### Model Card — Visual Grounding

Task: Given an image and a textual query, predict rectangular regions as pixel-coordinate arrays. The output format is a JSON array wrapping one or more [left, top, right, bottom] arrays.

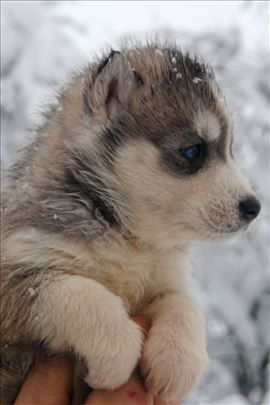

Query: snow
[[186, 393, 251, 405], [211, 394, 250, 405], [193, 77, 202, 83], [2, 2, 269, 404], [28, 287, 36, 297], [155, 49, 163, 56]]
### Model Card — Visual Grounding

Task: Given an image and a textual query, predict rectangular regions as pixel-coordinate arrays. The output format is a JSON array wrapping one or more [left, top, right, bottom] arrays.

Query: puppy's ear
[[84, 50, 137, 122]]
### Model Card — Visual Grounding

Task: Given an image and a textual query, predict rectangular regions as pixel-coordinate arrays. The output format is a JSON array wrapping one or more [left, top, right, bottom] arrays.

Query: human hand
[[14, 316, 180, 405]]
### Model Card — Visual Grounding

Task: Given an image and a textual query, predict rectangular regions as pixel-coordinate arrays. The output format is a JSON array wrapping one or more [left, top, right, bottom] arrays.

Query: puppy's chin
[[195, 223, 248, 243]]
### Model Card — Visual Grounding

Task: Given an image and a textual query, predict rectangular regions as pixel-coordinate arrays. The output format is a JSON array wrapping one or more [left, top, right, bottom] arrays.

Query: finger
[[131, 315, 152, 374], [132, 315, 152, 337], [14, 356, 73, 405], [84, 370, 153, 405]]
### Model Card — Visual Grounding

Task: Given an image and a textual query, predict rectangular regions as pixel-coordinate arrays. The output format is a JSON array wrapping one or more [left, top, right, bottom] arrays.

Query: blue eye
[[181, 144, 202, 159]]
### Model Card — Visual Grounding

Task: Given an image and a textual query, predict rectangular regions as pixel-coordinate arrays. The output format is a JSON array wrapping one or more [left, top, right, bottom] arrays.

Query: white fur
[[195, 110, 221, 142], [142, 294, 208, 400], [32, 275, 143, 389]]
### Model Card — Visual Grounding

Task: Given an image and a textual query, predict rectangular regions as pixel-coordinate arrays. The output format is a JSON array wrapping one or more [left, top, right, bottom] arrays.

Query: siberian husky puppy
[[1, 42, 260, 404]]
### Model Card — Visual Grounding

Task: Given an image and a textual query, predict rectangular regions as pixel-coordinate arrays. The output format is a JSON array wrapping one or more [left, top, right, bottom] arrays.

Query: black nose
[[238, 196, 261, 222]]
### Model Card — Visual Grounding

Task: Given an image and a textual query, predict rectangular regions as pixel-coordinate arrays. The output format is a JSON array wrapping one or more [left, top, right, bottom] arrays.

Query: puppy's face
[[81, 46, 260, 248]]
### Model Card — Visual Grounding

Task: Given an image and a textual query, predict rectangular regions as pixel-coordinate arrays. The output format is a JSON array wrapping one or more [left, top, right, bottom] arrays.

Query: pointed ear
[[84, 50, 138, 122]]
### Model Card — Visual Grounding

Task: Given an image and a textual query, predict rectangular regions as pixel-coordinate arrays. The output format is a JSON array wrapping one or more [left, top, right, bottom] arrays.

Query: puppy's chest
[[75, 246, 160, 313], [57, 237, 188, 313], [6, 229, 169, 313]]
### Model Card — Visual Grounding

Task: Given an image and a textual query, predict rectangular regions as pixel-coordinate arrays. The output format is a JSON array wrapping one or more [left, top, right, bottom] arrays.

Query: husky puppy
[[1, 42, 261, 404]]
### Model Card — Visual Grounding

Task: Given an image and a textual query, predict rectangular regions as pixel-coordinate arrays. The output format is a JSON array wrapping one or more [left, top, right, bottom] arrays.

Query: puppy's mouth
[[202, 221, 249, 238]]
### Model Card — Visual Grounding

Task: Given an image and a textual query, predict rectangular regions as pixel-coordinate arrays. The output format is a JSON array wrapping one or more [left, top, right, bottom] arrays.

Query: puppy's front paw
[[84, 317, 143, 390], [142, 324, 208, 401]]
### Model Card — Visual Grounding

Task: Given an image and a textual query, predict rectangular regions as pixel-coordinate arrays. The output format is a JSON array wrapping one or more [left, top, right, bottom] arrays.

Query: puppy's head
[[71, 44, 260, 248]]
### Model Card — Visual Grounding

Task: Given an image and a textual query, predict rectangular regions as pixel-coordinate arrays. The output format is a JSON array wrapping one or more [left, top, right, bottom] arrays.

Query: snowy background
[[1, 1, 269, 404]]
